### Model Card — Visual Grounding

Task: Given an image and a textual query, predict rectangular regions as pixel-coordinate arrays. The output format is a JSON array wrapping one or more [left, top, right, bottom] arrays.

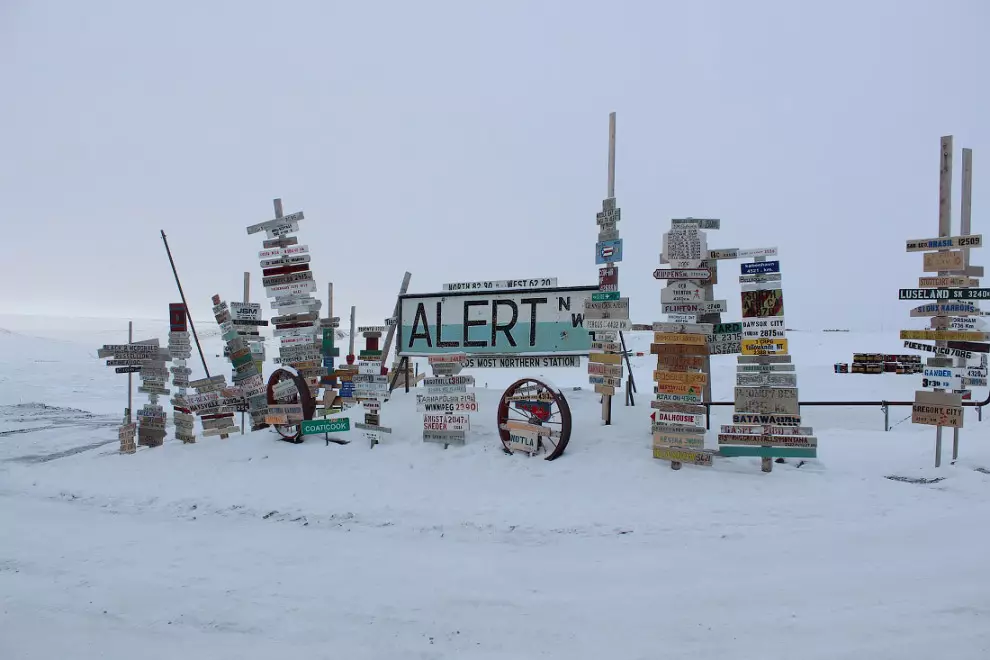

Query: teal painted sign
[[322, 329, 339, 357], [718, 445, 816, 459], [592, 291, 620, 301], [397, 286, 597, 356], [300, 418, 351, 435]]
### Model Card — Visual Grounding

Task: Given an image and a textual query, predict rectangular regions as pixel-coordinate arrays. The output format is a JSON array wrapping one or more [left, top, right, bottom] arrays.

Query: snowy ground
[[2, 314, 989, 659]]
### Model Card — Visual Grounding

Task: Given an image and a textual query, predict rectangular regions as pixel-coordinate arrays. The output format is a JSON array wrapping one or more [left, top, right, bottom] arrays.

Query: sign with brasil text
[[905, 234, 982, 251], [397, 285, 595, 356], [899, 288, 990, 300]]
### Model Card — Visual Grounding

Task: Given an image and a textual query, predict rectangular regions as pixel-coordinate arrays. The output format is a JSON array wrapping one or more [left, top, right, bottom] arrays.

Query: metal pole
[[160, 231, 210, 378], [241, 271, 249, 435], [127, 321, 133, 424]]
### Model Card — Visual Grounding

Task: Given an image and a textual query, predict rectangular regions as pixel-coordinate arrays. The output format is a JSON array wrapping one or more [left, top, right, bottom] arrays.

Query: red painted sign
[[599, 266, 618, 292], [169, 303, 187, 332]]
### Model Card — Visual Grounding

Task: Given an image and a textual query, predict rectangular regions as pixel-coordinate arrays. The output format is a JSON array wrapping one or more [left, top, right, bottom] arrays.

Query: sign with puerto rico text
[[595, 239, 623, 264], [397, 285, 595, 356]]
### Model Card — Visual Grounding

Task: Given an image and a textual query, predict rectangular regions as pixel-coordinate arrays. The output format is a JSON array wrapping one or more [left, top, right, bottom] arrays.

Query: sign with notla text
[[398, 285, 596, 356]]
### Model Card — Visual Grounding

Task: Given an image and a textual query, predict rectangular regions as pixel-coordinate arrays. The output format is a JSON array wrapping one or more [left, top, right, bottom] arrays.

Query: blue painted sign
[[595, 239, 623, 265], [741, 260, 780, 275], [340, 382, 355, 398]]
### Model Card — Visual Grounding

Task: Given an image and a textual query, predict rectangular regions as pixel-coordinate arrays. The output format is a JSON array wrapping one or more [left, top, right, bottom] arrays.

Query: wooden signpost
[[718, 254, 816, 471], [248, 198, 328, 437], [355, 324, 391, 446], [420, 353, 475, 448], [97, 325, 170, 453], [584, 112, 638, 425], [168, 303, 196, 443], [210, 294, 263, 435], [900, 137, 984, 466], [649, 216, 737, 469]]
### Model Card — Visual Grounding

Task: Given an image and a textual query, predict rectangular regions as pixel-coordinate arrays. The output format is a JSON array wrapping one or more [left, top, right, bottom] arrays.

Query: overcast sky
[[2, 0, 987, 331]]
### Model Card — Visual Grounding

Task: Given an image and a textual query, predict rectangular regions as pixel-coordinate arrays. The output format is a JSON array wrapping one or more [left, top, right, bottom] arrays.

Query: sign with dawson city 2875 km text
[[397, 284, 597, 356]]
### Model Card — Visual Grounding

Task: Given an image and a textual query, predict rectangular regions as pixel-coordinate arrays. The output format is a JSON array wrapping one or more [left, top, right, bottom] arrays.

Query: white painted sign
[[258, 245, 309, 259], [442, 278, 558, 292], [737, 247, 778, 259], [423, 414, 471, 432], [662, 300, 727, 315], [741, 317, 787, 339], [246, 211, 305, 235]]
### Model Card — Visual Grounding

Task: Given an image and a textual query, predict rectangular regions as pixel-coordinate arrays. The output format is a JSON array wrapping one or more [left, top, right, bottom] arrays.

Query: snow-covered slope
[[2, 315, 989, 659]]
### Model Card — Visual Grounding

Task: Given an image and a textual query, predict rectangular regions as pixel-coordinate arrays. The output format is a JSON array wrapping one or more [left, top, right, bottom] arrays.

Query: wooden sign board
[[919, 276, 979, 287], [652, 432, 704, 449], [734, 386, 799, 415], [733, 413, 801, 426], [899, 288, 990, 301], [661, 300, 727, 315], [718, 433, 817, 448], [651, 343, 709, 356], [737, 354, 792, 364], [655, 382, 705, 396], [652, 446, 713, 466], [652, 392, 703, 404], [910, 303, 980, 317], [737, 372, 797, 388], [922, 250, 966, 272], [671, 218, 720, 229], [588, 352, 622, 365], [900, 330, 990, 341], [706, 248, 739, 260], [741, 317, 785, 335], [653, 322, 713, 335], [737, 247, 778, 259], [588, 362, 624, 377], [653, 410, 705, 427], [653, 332, 708, 346], [653, 370, 708, 386], [911, 403, 964, 428], [741, 289, 784, 318], [652, 401, 707, 415], [442, 278, 559, 292], [653, 268, 710, 280], [906, 235, 982, 251], [741, 338, 789, 355], [584, 318, 632, 331], [656, 355, 705, 371]]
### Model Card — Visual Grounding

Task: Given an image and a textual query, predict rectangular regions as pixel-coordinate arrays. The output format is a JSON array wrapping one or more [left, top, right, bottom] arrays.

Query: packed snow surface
[[2, 314, 989, 659]]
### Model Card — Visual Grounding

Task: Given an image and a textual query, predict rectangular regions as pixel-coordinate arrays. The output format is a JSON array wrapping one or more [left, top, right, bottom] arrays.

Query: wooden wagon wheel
[[266, 368, 315, 443], [496, 377, 572, 460]]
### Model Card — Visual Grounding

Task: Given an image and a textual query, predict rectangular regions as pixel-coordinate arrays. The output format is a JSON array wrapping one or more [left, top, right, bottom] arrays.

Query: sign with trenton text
[[398, 285, 596, 356]]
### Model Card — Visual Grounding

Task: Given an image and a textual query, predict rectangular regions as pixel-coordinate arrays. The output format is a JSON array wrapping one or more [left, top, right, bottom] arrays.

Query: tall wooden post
[[601, 112, 617, 425], [952, 147, 973, 461], [241, 271, 250, 435], [934, 136, 953, 467], [347, 305, 356, 364], [127, 321, 133, 424]]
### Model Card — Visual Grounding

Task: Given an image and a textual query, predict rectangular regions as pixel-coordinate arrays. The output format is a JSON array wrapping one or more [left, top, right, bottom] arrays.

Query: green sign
[[592, 291, 620, 301], [718, 445, 816, 459], [359, 349, 383, 358], [300, 417, 351, 435], [322, 329, 340, 357], [231, 353, 253, 367], [713, 322, 742, 334]]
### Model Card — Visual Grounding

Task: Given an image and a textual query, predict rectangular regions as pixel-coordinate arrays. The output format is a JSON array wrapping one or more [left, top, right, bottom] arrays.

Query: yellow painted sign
[[652, 432, 704, 449], [899, 330, 990, 341], [655, 382, 704, 396], [741, 338, 788, 355], [588, 352, 623, 365], [652, 446, 713, 466], [653, 370, 708, 386], [653, 332, 708, 345]]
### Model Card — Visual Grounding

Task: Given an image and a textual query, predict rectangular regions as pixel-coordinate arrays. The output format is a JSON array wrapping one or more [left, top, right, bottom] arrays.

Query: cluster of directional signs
[[418, 353, 477, 447], [98, 338, 171, 453], [899, 232, 987, 440]]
